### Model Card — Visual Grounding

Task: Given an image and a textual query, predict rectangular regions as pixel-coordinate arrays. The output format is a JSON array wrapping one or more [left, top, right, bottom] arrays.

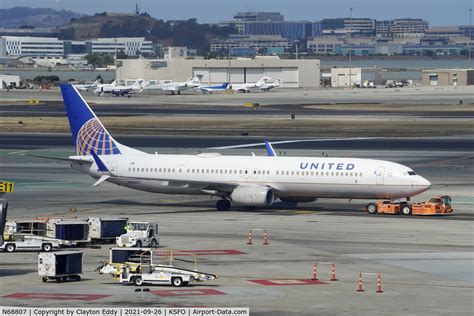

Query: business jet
[[57, 84, 431, 211], [259, 78, 281, 91], [74, 79, 101, 91], [196, 82, 229, 94], [230, 77, 271, 93], [143, 77, 201, 95], [93, 80, 143, 97]]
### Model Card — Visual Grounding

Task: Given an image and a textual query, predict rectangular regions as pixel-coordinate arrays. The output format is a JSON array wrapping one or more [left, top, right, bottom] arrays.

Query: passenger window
[[291, 171, 295, 175]]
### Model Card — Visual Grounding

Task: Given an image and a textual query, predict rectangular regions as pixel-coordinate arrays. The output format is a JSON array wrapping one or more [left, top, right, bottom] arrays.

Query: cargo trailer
[[38, 251, 83, 282]]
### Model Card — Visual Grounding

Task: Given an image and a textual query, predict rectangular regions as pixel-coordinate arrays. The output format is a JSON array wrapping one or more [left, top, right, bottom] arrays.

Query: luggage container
[[46, 219, 90, 245], [12, 220, 48, 236], [99, 247, 153, 277], [38, 251, 83, 282], [88, 217, 128, 243]]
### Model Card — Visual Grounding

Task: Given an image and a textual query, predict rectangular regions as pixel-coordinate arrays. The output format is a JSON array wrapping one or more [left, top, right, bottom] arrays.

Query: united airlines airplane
[[59, 84, 431, 211]]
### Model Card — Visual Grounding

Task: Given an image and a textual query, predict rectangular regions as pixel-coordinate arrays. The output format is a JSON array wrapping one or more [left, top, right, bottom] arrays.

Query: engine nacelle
[[230, 185, 274, 207], [280, 196, 318, 203]]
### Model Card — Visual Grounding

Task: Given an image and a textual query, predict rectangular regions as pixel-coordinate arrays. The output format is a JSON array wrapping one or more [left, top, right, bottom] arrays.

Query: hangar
[[116, 57, 320, 88]]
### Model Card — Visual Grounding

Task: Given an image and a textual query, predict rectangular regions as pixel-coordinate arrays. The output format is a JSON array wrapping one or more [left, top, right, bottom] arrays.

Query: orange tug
[[365, 195, 453, 216]]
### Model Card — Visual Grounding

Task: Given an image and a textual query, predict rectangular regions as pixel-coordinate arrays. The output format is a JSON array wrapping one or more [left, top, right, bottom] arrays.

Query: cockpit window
[[408, 171, 416, 175]]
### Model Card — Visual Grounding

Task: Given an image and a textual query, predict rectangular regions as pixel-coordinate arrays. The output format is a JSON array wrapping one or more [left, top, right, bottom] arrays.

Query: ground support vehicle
[[116, 222, 159, 248], [365, 195, 453, 216], [1, 234, 60, 252], [38, 251, 83, 283], [119, 263, 217, 287], [411, 196, 453, 215]]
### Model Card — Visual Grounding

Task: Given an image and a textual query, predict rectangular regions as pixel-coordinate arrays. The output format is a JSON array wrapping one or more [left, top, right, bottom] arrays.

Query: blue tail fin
[[60, 83, 122, 156]]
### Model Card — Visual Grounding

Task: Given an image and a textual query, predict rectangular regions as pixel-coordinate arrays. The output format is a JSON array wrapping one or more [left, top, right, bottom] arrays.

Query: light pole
[[349, 7, 353, 89], [469, 7, 472, 69], [295, 40, 299, 59]]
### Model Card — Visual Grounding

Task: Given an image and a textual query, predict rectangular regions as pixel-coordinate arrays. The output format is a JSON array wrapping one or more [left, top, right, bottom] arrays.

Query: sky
[[1, 0, 473, 25]]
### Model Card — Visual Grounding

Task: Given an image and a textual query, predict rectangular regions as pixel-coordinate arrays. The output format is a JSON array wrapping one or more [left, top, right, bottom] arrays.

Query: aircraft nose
[[419, 176, 431, 191]]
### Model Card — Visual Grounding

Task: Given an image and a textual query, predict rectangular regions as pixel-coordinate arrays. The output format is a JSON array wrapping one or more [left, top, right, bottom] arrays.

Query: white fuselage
[[73, 153, 431, 200]]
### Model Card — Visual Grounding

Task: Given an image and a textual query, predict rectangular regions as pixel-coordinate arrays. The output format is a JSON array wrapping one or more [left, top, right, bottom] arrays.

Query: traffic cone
[[356, 272, 364, 292], [246, 229, 253, 245], [263, 229, 269, 245], [330, 260, 338, 281], [376, 273, 383, 293], [311, 262, 318, 280]]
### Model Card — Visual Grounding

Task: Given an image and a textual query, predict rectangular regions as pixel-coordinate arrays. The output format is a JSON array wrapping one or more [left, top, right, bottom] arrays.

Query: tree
[[85, 53, 114, 68]]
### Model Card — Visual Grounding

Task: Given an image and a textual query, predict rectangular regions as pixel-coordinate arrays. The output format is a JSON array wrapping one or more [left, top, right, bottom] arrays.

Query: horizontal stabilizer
[[92, 175, 110, 187]]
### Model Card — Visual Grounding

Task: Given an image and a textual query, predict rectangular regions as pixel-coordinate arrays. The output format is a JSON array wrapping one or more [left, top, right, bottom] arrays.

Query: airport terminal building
[[116, 58, 320, 88]]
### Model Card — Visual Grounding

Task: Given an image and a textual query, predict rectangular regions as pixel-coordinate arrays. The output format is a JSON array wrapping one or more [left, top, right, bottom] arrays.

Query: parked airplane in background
[[230, 77, 278, 93], [196, 82, 229, 94], [143, 77, 201, 95], [259, 78, 281, 91], [57, 83, 431, 211], [74, 79, 101, 91], [93, 80, 143, 97]]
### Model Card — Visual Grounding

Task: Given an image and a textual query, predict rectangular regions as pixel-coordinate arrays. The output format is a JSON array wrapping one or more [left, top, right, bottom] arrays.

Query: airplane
[[73, 79, 101, 91], [230, 77, 272, 93], [143, 77, 201, 95], [93, 80, 143, 97], [56, 83, 431, 211], [259, 78, 281, 92], [196, 82, 229, 94]]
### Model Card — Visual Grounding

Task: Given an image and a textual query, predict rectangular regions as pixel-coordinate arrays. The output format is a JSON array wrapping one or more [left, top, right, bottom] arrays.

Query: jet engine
[[230, 185, 274, 207]]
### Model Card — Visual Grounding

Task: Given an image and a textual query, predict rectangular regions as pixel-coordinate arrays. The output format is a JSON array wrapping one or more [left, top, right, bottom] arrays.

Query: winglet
[[265, 140, 277, 157], [90, 151, 109, 172]]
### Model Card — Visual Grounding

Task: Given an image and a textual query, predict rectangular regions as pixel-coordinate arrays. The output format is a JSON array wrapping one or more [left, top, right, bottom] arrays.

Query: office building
[[1, 36, 64, 56], [391, 19, 429, 37], [211, 35, 291, 54], [86, 38, 153, 56]]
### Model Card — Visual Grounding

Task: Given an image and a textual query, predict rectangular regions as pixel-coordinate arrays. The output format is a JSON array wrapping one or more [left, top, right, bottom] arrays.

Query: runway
[[1, 101, 473, 118]]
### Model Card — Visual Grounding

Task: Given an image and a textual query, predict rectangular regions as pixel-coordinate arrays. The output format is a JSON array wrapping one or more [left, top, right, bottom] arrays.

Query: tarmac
[[0, 85, 473, 315]]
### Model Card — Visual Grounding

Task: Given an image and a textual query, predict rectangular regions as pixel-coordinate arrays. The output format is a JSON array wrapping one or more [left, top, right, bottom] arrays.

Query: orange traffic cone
[[311, 262, 318, 280], [246, 229, 253, 245], [376, 273, 383, 293], [330, 260, 338, 281], [263, 229, 269, 245], [356, 272, 364, 292]]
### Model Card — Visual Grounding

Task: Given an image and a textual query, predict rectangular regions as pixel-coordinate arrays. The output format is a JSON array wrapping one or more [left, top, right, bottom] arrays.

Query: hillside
[[58, 13, 233, 53], [0, 7, 84, 28]]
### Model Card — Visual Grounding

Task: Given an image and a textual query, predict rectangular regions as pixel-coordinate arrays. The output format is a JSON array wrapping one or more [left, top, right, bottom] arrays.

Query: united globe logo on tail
[[76, 118, 121, 155]]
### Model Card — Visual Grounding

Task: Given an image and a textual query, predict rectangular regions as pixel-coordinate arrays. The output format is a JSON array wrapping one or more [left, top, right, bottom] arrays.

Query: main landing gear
[[216, 199, 231, 211]]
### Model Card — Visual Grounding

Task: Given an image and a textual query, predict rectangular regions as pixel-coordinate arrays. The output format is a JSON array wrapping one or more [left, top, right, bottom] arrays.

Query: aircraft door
[[376, 167, 385, 184]]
